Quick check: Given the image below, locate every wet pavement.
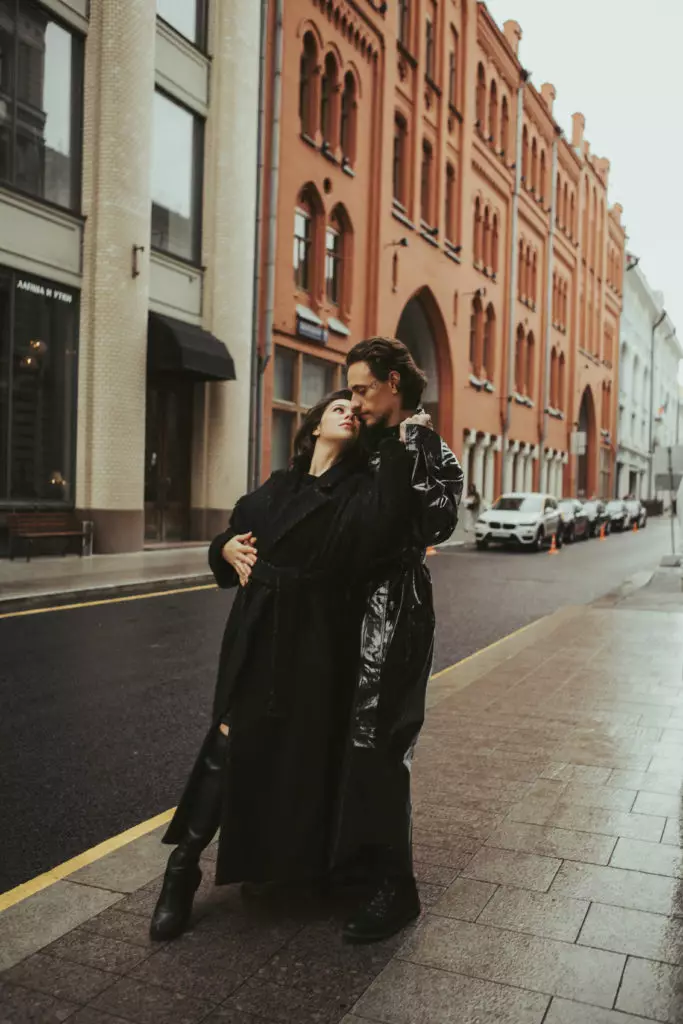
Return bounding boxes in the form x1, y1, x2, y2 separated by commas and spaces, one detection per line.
2, 578, 683, 1023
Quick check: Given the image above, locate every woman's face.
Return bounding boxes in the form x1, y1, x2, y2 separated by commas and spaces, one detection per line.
316, 398, 359, 447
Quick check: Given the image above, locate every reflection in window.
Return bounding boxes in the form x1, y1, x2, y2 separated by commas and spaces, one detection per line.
274, 347, 296, 403
301, 356, 336, 408
294, 208, 312, 292
271, 409, 295, 473
156, 0, 205, 46
151, 91, 203, 262
271, 347, 341, 471
325, 226, 341, 306
0, 0, 83, 211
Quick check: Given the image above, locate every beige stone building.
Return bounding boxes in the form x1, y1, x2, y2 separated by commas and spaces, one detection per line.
0, 0, 261, 553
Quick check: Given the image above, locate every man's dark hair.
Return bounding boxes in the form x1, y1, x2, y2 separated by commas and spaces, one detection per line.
346, 337, 427, 410
292, 389, 354, 469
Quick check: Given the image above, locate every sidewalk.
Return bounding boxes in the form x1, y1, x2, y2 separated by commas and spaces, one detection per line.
2, 579, 683, 1023
0, 547, 212, 606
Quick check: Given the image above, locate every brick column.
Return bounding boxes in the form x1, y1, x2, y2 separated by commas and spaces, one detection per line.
76, 0, 156, 552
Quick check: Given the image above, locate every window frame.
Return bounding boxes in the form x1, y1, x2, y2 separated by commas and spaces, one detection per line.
156, 0, 208, 52
393, 113, 408, 208
420, 137, 434, 227
271, 347, 344, 470
293, 205, 313, 294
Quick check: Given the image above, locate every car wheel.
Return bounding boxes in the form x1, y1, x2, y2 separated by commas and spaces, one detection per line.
476, 539, 489, 551
530, 528, 544, 552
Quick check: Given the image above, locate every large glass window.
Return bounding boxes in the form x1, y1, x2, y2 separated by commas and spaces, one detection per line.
0, 0, 83, 211
271, 347, 341, 471
151, 91, 204, 264
156, 0, 206, 48
0, 268, 78, 504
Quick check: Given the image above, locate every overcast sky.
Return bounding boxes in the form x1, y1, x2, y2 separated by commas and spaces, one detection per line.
487, 0, 682, 377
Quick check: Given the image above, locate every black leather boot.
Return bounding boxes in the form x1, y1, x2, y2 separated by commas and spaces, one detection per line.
150, 728, 228, 941
342, 876, 421, 944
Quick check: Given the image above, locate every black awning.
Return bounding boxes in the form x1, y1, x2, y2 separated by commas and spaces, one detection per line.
147, 312, 236, 382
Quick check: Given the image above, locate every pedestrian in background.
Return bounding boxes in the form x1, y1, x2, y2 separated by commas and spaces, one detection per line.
463, 482, 482, 533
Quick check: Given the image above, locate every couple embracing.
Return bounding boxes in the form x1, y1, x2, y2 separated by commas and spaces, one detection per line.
150, 337, 463, 945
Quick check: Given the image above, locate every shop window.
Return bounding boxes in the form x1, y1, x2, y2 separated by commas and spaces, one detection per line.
271, 348, 342, 471
0, 0, 84, 212
340, 72, 357, 165
151, 90, 204, 263
156, 0, 207, 48
448, 27, 458, 107
393, 113, 408, 207
299, 32, 319, 138
420, 138, 433, 226
445, 163, 456, 243
0, 269, 78, 504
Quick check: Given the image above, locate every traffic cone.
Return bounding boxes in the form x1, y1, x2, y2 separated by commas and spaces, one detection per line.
632, 521, 638, 534
426, 546, 437, 556
549, 534, 559, 555
599, 523, 606, 541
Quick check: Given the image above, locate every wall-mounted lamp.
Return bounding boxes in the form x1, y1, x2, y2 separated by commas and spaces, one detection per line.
386, 238, 409, 248
132, 244, 145, 279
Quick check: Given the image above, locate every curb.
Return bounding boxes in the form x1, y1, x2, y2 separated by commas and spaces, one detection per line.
0, 573, 216, 615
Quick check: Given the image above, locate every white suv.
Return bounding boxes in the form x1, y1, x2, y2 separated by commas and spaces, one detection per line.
475, 493, 563, 552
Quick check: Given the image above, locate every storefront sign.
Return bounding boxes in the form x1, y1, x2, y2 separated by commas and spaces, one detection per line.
17, 279, 74, 304
296, 315, 328, 345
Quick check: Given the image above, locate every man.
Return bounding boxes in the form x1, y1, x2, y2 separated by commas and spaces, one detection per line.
336, 336, 463, 943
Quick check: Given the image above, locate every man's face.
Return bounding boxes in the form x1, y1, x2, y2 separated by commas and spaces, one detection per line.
347, 361, 402, 428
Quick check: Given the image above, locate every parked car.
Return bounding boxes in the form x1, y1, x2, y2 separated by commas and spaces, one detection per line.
558, 499, 591, 543
606, 499, 629, 532
581, 498, 611, 538
475, 493, 563, 552
624, 498, 647, 529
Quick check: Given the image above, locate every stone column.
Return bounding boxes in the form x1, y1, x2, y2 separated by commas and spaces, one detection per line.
473, 435, 488, 497
461, 429, 477, 497
76, 0, 156, 552
523, 445, 534, 491
195, 0, 261, 539
484, 441, 497, 504
502, 441, 514, 494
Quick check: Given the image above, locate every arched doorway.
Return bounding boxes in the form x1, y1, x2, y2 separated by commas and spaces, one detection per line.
577, 386, 597, 498
395, 288, 450, 432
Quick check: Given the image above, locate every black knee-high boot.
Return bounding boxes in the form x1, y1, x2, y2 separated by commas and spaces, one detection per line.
150, 727, 228, 941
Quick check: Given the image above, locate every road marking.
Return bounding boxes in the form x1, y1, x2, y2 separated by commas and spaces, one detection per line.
0, 583, 216, 621
0, 617, 541, 913
0, 809, 175, 913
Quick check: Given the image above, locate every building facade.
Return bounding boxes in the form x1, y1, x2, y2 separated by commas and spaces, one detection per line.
616, 262, 681, 499
258, 0, 626, 502
0, 0, 260, 553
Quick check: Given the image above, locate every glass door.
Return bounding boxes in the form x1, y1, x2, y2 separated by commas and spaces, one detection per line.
144, 377, 193, 543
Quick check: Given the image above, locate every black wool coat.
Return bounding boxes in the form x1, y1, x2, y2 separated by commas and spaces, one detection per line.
164, 442, 413, 884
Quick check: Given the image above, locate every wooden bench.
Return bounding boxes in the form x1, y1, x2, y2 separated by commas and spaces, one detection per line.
8, 512, 87, 562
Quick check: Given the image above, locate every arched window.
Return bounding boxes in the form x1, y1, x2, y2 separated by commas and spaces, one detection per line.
476, 63, 486, 132
525, 246, 532, 302
483, 205, 491, 269
420, 139, 434, 225
425, 0, 437, 79
294, 185, 322, 294
470, 295, 483, 373
448, 27, 459, 107
398, 0, 411, 47
539, 149, 546, 201
552, 273, 558, 323
474, 197, 483, 264
556, 173, 562, 226
550, 347, 559, 407
488, 80, 498, 146
483, 304, 496, 380
531, 137, 538, 193
522, 125, 529, 183
531, 251, 538, 304
340, 72, 357, 165
500, 96, 509, 156
526, 331, 535, 396
563, 183, 569, 232
570, 192, 576, 239
393, 113, 408, 206
492, 214, 499, 274
562, 280, 568, 328
320, 53, 340, 147
558, 353, 566, 410
325, 205, 352, 310
299, 32, 319, 138
515, 324, 525, 393
518, 238, 525, 298
445, 163, 456, 242
582, 178, 589, 247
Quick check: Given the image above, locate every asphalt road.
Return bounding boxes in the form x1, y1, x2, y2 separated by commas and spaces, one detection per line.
0, 519, 673, 894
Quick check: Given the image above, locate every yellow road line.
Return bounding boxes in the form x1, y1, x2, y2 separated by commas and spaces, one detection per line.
0, 583, 216, 621
0, 809, 176, 913
0, 614, 543, 914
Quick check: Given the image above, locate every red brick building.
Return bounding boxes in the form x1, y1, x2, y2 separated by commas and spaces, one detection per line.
256, 0, 626, 500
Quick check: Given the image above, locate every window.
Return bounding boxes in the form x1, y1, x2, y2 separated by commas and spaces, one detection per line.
448, 28, 458, 107
151, 91, 203, 263
445, 163, 456, 242
570, 192, 576, 238
518, 238, 525, 298
320, 53, 339, 147
398, 0, 411, 47
0, 0, 83, 211
526, 332, 535, 396
299, 32, 318, 138
491, 214, 499, 274
558, 354, 565, 411
531, 251, 538, 304
325, 206, 351, 309
483, 206, 491, 268
156, 0, 206, 47
500, 96, 509, 156
531, 137, 538, 192
420, 139, 433, 225
526, 246, 532, 301
271, 347, 342, 471
563, 183, 569, 231
425, 1, 437, 80
476, 64, 486, 132
539, 149, 546, 201
340, 72, 357, 164
550, 348, 558, 407
393, 113, 408, 206
470, 295, 483, 374
488, 81, 498, 146
294, 207, 312, 292
0, 269, 78, 504
325, 226, 341, 305
522, 125, 529, 183
515, 325, 525, 393
474, 197, 483, 264
552, 274, 558, 323
483, 304, 495, 380
555, 173, 562, 226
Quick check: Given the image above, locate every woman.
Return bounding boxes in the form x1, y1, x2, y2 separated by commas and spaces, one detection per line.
463, 481, 481, 533
150, 390, 412, 941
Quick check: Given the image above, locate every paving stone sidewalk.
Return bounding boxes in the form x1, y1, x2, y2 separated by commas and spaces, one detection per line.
2, 589, 683, 1024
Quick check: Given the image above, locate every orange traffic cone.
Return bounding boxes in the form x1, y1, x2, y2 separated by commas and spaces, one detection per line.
426, 546, 437, 556
549, 534, 559, 555
599, 523, 606, 541
632, 521, 638, 534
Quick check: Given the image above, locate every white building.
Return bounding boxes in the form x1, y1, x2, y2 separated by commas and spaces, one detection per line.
617, 262, 682, 500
